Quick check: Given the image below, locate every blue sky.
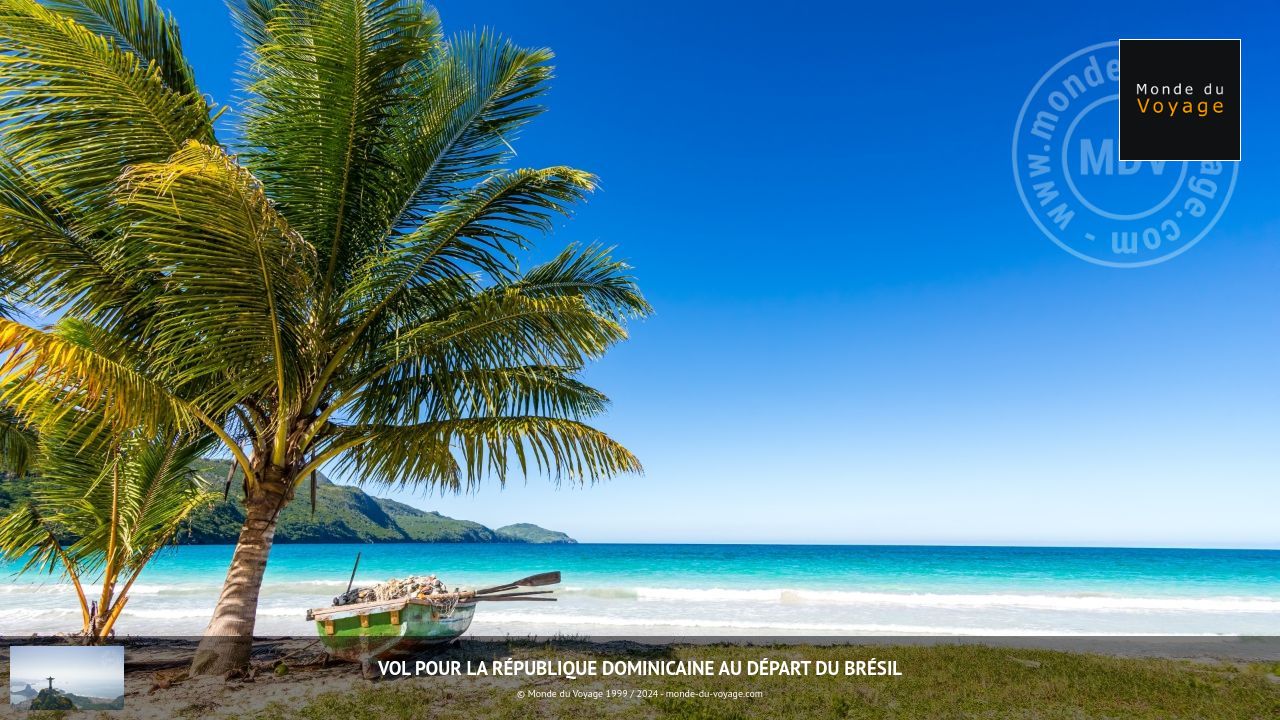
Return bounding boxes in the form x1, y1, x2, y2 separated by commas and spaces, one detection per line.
165, 1, 1278, 547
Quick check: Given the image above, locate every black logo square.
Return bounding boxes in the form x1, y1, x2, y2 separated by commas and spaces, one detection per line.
1119, 39, 1240, 161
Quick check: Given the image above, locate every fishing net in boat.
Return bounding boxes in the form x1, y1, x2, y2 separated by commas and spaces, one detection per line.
433, 593, 460, 618
332, 574, 449, 606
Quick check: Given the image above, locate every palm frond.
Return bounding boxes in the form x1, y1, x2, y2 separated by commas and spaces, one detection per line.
225, 0, 286, 49
0, 317, 191, 436
236, 0, 441, 299
339, 166, 599, 341
0, 400, 35, 475
52, 429, 215, 566
0, 0, 213, 206
0, 149, 130, 318
0, 502, 65, 576
41, 0, 203, 97
350, 363, 612, 437
511, 244, 653, 321
114, 141, 317, 407
336, 416, 641, 493
6, 416, 216, 583
342, 291, 626, 425
380, 29, 555, 236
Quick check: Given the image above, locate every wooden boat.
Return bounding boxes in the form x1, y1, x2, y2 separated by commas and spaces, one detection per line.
307, 594, 477, 662
305, 571, 559, 675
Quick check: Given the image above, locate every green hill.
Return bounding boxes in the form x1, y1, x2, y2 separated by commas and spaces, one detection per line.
0, 463, 575, 545
496, 523, 577, 544
28, 688, 74, 711
13, 689, 122, 712
63, 692, 125, 711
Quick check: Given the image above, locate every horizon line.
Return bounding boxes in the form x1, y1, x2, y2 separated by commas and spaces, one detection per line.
170, 540, 1280, 552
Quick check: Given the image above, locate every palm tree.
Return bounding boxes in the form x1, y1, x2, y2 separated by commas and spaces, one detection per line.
0, 0, 647, 674
0, 289, 214, 645
0, 404, 215, 643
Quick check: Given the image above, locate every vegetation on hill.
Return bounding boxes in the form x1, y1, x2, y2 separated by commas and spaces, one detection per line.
495, 523, 577, 544
15, 688, 123, 712
62, 692, 126, 711
0, 462, 576, 545
28, 688, 74, 711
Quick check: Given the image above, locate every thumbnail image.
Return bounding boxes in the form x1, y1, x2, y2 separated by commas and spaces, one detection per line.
8, 646, 124, 711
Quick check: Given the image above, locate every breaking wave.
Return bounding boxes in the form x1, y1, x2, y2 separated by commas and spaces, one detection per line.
553, 587, 1280, 614
472, 611, 1210, 636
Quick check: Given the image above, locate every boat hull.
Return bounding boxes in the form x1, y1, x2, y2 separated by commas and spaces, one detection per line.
312, 598, 476, 665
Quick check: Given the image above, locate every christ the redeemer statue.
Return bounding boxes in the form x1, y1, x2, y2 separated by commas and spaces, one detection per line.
46, 676, 54, 690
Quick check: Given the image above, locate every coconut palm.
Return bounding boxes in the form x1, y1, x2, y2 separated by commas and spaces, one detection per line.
0, 304, 209, 643
0, 316, 215, 644
0, 396, 215, 642
0, 0, 647, 673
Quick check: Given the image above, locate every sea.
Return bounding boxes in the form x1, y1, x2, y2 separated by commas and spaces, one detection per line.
1, 544, 1278, 637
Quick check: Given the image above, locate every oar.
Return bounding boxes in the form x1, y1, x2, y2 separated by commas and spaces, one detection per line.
473, 590, 554, 599
474, 595, 557, 602
346, 552, 362, 594
474, 571, 561, 596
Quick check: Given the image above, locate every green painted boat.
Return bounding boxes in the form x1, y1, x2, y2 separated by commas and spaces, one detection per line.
307, 595, 476, 673
306, 571, 560, 676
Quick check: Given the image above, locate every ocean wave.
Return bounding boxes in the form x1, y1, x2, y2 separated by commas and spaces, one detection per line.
560, 586, 642, 600
0, 583, 79, 594
608, 588, 1280, 613
7, 577, 1279, 615
119, 607, 213, 619
126, 605, 307, 619
0, 607, 79, 620
473, 611, 1203, 636
0, 582, 217, 596
124, 580, 346, 596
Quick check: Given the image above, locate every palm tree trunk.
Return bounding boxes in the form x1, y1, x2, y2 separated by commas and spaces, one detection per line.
95, 459, 121, 642
54, 546, 92, 636
189, 469, 292, 675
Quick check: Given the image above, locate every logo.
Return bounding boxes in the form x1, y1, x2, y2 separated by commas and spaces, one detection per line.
1012, 42, 1237, 267
1119, 39, 1240, 161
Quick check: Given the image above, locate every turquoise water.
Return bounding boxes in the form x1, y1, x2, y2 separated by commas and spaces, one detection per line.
3, 544, 1278, 636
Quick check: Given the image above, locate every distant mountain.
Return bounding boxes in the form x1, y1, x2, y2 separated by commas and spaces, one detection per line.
63, 692, 125, 710
176, 461, 574, 544
12, 683, 37, 698
496, 523, 577, 544
28, 688, 74, 711
16, 687, 122, 711
0, 465, 576, 545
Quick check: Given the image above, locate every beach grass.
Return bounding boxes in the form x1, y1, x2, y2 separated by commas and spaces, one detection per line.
243, 642, 1280, 720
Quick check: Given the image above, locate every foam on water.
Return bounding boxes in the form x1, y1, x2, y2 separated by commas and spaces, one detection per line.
623, 587, 1280, 613
3, 544, 1277, 636
469, 611, 1217, 636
